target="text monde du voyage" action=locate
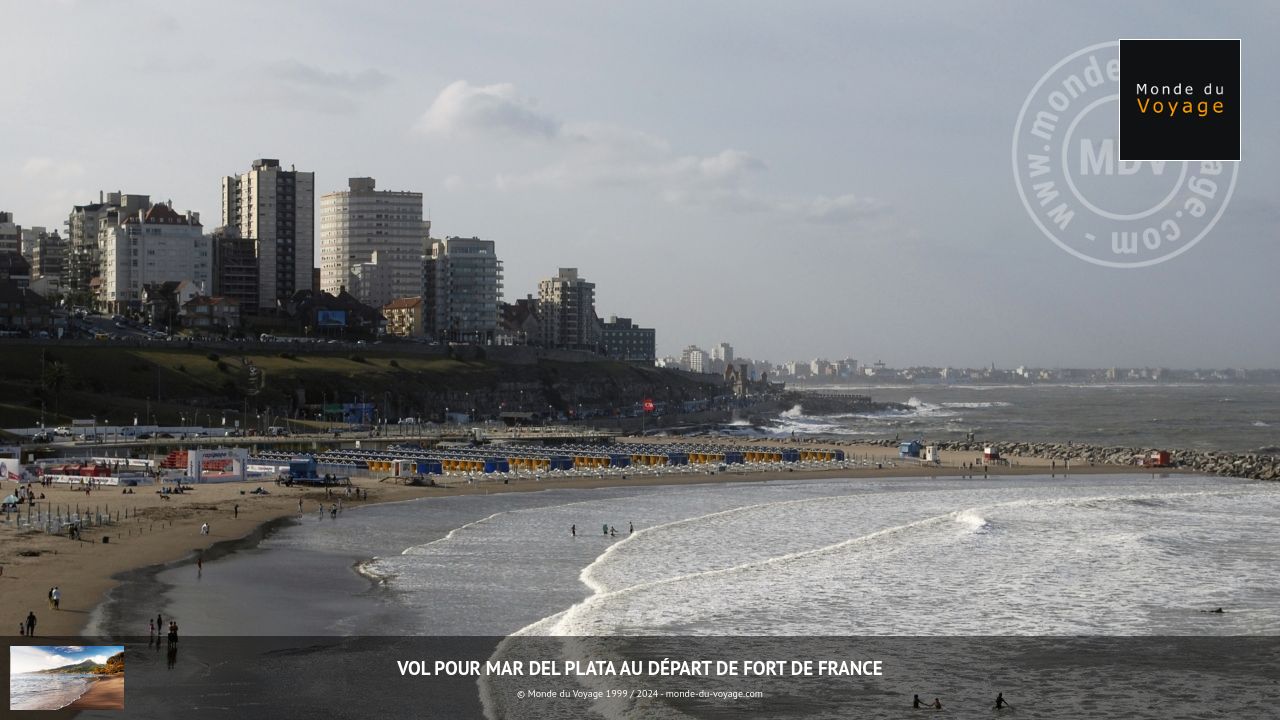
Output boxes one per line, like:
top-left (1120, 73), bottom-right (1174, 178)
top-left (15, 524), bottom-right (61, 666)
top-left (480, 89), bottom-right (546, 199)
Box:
top-left (1134, 83), bottom-right (1228, 118)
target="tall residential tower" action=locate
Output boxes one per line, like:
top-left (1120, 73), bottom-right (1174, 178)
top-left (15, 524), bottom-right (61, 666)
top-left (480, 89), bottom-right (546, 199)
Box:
top-left (319, 177), bottom-right (427, 309)
top-left (221, 159), bottom-right (314, 312)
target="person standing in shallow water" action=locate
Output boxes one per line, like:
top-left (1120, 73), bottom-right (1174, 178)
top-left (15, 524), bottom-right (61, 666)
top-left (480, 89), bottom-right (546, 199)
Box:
top-left (571, 524), bottom-right (576, 538)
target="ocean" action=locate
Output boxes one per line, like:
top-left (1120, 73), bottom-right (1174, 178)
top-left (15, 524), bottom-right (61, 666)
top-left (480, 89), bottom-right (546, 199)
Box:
top-left (87, 387), bottom-right (1280, 717)
top-left (100, 473), bottom-right (1280, 638)
top-left (8, 673), bottom-right (94, 711)
top-left (756, 383), bottom-right (1280, 452)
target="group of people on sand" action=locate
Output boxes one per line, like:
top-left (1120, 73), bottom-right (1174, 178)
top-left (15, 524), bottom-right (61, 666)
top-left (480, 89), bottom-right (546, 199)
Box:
top-left (150, 614), bottom-right (179, 644)
top-left (914, 692), bottom-right (1011, 711)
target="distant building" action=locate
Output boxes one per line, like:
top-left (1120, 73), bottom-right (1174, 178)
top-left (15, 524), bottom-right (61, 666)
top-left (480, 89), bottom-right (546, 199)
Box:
top-left (182, 296), bottom-right (241, 331)
top-left (537, 268), bottom-right (597, 350)
top-left (286, 288), bottom-right (385, 338)
top-left (320, 177), bottom-right (427, 309)
top-left (0, 211), bottom-right (20, 254)
top-left (382, 296), bottom-right (425, 338)
top-left (222, 159), bottom-right (315, 312)
top-left (66, 192), bottom-right (152, 297)
top-left (424, 236), bottom-right (502, 343)
top-left (210, 226), bottom-right (260, 313)
top-left (711, 342), bottom-right (734, 364)
top-left (24, 227), bottom-right (65, 286)
top-left (0, 252), bottom-right (32, 289)
top-left (600, 316), bottom-right (656, 362)
top-left (99, 203), bottom-right (211, 313)
top-left (680, 344), bottom-right (710, 373)
top-left (499, 296), bottom-right (542, 345)
top-left (0, 279), bottom-right (50, 330)
top-left (141, 280), bottom-right (201, 329)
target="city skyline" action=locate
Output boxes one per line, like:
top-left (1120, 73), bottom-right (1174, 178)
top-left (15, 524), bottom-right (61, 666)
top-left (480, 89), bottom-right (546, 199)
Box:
top-left (2, 1), bottom-right (1278, 366)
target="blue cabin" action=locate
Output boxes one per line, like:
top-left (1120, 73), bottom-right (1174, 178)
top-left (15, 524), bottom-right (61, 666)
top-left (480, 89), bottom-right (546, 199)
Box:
top-left (899, 440), bottom-right (923, 459)
top-left (416, 460), bottom-right (443, 475)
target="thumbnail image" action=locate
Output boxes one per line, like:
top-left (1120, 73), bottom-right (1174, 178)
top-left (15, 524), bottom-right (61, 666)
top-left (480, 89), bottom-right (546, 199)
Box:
top-left (9, 645), bottom-right (124, 711)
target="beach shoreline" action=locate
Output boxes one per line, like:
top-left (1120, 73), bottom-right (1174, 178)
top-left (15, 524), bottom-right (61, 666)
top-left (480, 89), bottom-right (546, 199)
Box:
top-left (1, 437), bottom-right (1189, 638)
top-left (66, 674), bottom-right (124, 710)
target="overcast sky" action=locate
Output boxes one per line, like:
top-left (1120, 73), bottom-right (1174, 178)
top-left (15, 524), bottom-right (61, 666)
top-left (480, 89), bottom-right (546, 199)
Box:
top-left (2, 1), bottom-right (1276, 367)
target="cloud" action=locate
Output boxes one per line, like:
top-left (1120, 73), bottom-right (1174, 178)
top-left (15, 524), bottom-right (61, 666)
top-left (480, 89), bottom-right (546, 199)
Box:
top-left (272, 60), bottom-right (392, 93)
top-left (416, 80), bottom-right (560, 139)
top-left (22, 157), bottom-right (85, 181)
top-left (420, 80), bottom-right (889, 228)
top-left (227, 60), bottom-right (393, 116)
top-left (10, 647), bottom-right (75, 674)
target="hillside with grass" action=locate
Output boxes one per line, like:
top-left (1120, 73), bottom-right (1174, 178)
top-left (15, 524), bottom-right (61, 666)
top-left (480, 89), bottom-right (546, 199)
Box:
top-left (1, 343), bottom-right (722, 428)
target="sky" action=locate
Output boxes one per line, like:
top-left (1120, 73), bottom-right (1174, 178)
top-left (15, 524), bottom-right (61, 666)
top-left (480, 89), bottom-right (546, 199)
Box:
top-left (1, 1), bottom-right (1277, 368)
top-left (10, 646), bottom-right (123, 674)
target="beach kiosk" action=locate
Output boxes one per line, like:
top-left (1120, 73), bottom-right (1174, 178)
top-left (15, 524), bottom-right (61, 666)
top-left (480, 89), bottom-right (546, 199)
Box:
top-left (922, 445), bottom-right (941, 463)
top-left (899, 440), bottom-right (923, 459)
top-left (1147, 450), bottom-right (1171, 468)
top-left (983, 446), bottom-right (1000, 463)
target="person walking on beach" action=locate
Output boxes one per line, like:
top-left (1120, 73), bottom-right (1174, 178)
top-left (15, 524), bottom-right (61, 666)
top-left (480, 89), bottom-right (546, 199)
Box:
top-left (200, 522), bottom-right (209, 535)
top-left (51, 586), bottom-right (60, 610)
top-left (629, 521), bottom-right (634, 535)
top-left (234, 504), bottom-right (239, 518)
top-left (571, 524), bottom-right (576, 538)
top-left (298, 499), bottom-right (303, 513)
top-left (47, 587), bottom-right (54, 609)
top-left (25, 611), bottom-right (35, 637)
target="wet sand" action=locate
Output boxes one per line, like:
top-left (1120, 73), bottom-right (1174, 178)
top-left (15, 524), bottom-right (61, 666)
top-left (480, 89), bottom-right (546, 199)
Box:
top-left (67, 675), bottom-right (124, 709)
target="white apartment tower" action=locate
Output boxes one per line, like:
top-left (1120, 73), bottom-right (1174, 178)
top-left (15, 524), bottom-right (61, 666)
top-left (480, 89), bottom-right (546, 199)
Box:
top-left (319, 177), bottom-right (427, 309)
top-left (99, 203), bottom-right (211, 313)
top-left (221, 159), bottom-right (315, 311)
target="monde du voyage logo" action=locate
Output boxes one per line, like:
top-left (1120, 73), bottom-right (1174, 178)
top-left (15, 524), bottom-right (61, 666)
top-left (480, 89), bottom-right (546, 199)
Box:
top-left (1012, 40), bottom-right (1240, 268)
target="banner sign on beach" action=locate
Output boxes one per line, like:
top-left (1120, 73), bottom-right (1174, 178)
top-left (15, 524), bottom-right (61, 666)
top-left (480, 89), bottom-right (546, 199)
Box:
top-left (0, 447), bottom-right (20, 481)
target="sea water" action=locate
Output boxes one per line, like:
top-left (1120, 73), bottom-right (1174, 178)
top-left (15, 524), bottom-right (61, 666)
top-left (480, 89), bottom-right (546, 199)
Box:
top-left (8, 673), bottom-right (93, 710)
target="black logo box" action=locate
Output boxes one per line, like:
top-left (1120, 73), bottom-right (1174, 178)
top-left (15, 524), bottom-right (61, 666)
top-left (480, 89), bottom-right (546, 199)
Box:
top-left (1119, 38), bottom-right (1241, 161)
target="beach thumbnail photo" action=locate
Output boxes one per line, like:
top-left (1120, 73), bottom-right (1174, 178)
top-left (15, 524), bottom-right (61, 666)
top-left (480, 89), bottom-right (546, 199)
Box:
top-left (9, 645), bottom-right (124, 711)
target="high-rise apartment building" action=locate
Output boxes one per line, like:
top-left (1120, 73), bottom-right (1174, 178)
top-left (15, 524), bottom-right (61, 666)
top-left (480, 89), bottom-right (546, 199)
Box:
top-left (66, 192), bottom-right (152, 296)
top-left (423, 236), bottom-right (503, 343)
top-left (210, 226), bottom-right (260, 311)
top-left (537, 267), bottom-right (598, 350)
top-left (99, 203), bottom-right (211, 313)
top-left (319, 177), bottom-right (426, 309)
top-left (221, 159), bottom-right (314, 312)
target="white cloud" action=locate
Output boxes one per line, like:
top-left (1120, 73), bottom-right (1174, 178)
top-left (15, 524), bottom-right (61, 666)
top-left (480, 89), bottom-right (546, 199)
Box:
top-left (417, 80), bottom-right (560, 139)
top-left (10, 647), bottom-right (75, 674)
top-left (421, 80), bottom-right (887, 227)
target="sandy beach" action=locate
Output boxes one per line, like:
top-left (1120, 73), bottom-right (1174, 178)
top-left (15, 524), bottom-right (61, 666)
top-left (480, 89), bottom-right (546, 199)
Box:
top-left (66, 674), bottom-right (124, 710)
top-left (0, 437), bottom-right (1169, 638)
